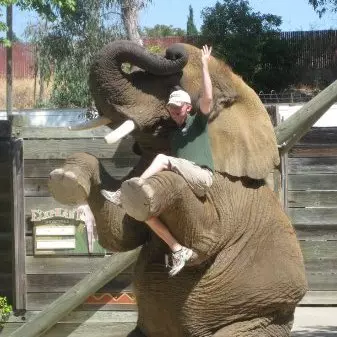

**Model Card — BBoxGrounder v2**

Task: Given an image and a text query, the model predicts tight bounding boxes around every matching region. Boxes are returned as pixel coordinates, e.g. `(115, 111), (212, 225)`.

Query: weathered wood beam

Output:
(275, 79), (337, 154)
(8, 248), (140, 337)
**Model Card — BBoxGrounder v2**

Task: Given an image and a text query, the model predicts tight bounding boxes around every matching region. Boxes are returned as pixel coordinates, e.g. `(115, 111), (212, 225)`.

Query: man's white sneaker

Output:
(168, 246), (194, 277)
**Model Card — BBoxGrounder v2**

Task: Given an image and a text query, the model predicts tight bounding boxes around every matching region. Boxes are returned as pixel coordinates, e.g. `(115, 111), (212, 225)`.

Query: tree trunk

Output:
(121, 0), (143, 46)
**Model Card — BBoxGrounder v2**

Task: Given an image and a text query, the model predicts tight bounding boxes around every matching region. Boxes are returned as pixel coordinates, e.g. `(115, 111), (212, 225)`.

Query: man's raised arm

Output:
(199, 45), (213, 116)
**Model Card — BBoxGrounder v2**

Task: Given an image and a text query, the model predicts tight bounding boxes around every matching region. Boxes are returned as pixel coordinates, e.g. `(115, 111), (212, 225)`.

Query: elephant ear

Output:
(208, 76), (280, 180)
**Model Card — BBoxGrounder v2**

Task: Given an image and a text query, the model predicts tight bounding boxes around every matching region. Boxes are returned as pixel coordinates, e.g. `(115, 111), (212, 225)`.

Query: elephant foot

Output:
(48, 168), (89, 205)
(121, 177), (154, 221)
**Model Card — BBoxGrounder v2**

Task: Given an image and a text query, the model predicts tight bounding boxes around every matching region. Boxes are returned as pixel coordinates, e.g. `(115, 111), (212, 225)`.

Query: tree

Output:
(142, 24), (185, 37)
(186, 4), (198, 36)
(0, 0), (75, 44)
(200, 0), (293, 90)
(112, 0), (152, 45)
(308, 0), (337, 17)
(25, 0), (125, 107)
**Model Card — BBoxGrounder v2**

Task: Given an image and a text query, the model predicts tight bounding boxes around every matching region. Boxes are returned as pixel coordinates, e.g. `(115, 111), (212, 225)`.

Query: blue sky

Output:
(7, 0), (337, 39)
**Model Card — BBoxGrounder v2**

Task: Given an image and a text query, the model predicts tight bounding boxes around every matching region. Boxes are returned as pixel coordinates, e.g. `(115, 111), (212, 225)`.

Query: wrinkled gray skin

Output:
(49, 40), (307, 337)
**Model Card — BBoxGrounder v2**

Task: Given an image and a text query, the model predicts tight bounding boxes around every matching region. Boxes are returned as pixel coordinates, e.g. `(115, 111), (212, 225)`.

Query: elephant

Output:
(48, 40), (307, 337)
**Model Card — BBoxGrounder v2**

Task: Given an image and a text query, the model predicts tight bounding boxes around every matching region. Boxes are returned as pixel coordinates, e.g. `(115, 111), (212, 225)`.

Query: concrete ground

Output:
(292, 307), (337, 336)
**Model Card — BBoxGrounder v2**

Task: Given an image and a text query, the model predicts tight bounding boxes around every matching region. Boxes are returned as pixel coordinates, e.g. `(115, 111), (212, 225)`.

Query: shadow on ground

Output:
(292, 326), (337, 336)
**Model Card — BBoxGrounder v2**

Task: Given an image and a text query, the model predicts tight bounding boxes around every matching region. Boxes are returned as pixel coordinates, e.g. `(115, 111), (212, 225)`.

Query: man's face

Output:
(167, 103), (192, 125)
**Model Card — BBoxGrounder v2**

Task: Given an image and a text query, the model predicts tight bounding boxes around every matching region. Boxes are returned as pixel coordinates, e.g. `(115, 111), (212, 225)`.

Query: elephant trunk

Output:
(89, 40), (188, 123)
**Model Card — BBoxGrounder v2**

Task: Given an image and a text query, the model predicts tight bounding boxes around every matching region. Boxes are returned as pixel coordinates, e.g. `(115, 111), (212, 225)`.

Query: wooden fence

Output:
(286, 126), (337, 304)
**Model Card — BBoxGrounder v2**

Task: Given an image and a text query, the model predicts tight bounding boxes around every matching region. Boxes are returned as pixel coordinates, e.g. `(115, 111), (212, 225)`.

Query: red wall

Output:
(0, 38), (188, 78)
(0, 43), (35, 78)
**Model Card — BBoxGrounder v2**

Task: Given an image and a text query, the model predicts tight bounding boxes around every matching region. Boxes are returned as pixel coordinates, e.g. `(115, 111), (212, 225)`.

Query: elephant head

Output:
(72, 40), (279, 179)
(49, 41), (306, 337)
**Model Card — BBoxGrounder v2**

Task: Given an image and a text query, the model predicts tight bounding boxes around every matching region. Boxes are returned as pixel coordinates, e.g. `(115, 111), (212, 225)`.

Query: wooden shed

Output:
(0, 104), (336, 335)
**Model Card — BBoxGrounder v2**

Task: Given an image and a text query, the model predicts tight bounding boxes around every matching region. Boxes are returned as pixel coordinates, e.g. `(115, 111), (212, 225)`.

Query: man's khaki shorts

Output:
(167, 156), (213, 197)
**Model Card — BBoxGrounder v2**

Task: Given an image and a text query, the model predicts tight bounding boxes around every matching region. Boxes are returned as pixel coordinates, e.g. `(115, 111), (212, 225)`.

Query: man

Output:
(102, 45), (214, 276)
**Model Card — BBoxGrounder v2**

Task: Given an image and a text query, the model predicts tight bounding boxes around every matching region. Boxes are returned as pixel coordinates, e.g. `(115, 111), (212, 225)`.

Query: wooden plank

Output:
(288, 157), (337, 174)
(25, 232), (106, 256)
(26, 256), (133, 274)
(13, 126), (113, 139)
(23, 138), (134, 159)
(306, 272), (337, 291)
(26, 292), (137, 311)
(0, 322), (136, 337)
(25, 197), (76, 215)
(11, 139), (26, 310)
(295, 225), (337, 241)
(288, 191), (337, 207)
(5, 310), (137, 323)
(24, 178), (51, 197)
(289, 208), (337, 225)
(299, 291), (337, 305)
(296, 127), (337, 144)
(27, 273), (133, 293)
(24, 158), (138, 178)
(290, 146), (337, 157)
(29, 271), (337, 292)
(288, 174), (337, 190)
(300, 240), (337, 260)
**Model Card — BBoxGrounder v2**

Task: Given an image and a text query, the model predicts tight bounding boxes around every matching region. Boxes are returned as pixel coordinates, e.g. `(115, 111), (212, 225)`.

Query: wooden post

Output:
(8, 248), (140, 337)
(275, 79), (337, 154)
(11, 138), (26, 310)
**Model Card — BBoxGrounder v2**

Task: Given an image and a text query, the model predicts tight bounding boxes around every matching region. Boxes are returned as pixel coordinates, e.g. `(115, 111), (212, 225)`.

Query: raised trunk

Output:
(89, 40), (188, 124)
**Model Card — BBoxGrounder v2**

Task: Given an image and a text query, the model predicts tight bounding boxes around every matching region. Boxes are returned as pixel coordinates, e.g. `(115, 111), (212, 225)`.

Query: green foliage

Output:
(142, 24), (185, 37)
(146, 44), (163, 54)
(25, 0), (125, 107)
(186, 5), (198, 36)
(0, 296), (12, 328)
(0, 0), (75, 46)
(308, 0), (337, 17)
(200, 0), (298, 91)
(15, 0), (76, 21)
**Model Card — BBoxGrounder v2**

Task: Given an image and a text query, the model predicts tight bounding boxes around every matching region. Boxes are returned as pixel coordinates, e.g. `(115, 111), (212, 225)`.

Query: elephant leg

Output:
(120, 170), (219, 260)
(48, 152), (150, 251)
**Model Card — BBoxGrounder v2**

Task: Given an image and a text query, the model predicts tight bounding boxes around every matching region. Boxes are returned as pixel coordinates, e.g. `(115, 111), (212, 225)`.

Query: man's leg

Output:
(168, 158), (213, 197)
(140, 154), (170, 179)
(146, 216), (193, 276)
(101, 154), (170, 204)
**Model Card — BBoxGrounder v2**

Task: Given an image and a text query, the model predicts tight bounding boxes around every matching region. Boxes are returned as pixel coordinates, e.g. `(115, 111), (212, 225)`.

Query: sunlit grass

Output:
(0, 77), (53, 110)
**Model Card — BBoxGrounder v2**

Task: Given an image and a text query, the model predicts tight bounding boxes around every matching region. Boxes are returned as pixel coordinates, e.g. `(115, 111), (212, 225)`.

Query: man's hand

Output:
(201, 45), (212, 66)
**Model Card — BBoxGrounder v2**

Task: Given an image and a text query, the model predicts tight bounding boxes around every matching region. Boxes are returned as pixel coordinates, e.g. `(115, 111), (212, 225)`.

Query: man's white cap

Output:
(167, 90), (191, 106)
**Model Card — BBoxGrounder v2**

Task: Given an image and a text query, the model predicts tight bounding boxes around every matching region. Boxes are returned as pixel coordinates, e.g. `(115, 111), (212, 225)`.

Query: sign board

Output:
(31, 207), (105, 256)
